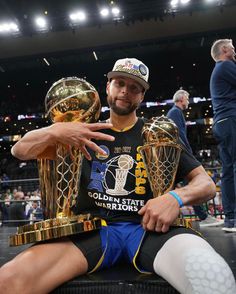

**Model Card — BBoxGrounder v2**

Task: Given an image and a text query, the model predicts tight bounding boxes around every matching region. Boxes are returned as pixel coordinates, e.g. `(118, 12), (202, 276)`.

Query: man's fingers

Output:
(80, 145), (92, 160)
(155, 223), (163, 232)
(141, 212), (150, 229)
(138, 206), (146, 215)
(83, 139), (108, 156)
(161, 223), (170, 233)
(87, 123), (113, 131)
(88, 123), (115, 141)
(145, 219), (156, 231)
(90, 131), (115, 141)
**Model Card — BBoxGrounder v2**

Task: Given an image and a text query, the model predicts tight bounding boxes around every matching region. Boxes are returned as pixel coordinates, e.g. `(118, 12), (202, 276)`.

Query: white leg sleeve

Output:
(153, 234), (236, 294)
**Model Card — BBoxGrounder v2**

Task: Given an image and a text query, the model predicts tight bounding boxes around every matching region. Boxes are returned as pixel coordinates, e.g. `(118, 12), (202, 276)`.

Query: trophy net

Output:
(139, 116), (192, 228)
(140, 142), (181, 198)
(38, 145), (83, 220)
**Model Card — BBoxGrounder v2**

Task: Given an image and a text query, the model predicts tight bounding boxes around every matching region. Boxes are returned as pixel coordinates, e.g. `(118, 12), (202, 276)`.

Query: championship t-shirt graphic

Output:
(76, 119), (152, 219)
(87, 145), (148, 212)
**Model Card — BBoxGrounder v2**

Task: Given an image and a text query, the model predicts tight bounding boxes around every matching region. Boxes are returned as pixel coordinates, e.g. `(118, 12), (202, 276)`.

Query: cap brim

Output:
(107, 71), (150, 90)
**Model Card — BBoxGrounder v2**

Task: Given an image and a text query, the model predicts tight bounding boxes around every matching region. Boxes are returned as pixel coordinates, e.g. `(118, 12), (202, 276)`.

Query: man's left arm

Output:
(139, 165), (215, 233)
(175, 165), (215, 205)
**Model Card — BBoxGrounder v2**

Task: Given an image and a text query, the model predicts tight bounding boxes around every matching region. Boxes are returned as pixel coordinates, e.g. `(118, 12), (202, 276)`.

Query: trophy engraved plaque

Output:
(9, 77), (102, 246)
(139, 116), (191, 228)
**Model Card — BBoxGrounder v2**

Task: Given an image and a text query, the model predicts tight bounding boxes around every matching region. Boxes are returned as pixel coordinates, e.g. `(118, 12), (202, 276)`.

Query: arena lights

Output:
(69, 11), (87, 22)
(43, 58), (50, 66)
(205, 0), (220, 4)
(170, 0), (191, 8)
(0, 22), (19, 33)
(170, 0), (179, 7)
(99, 6), (120, 18)
(35, 16), (48, 29)
(111, 7), (120, 16)
(100, 8), (110, 17)
(93, 51), (98, 60)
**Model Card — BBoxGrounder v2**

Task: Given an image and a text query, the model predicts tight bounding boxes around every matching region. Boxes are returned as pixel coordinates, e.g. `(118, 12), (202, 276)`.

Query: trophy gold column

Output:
(139, 116), (191, 228)
(10, 77), (102, 246)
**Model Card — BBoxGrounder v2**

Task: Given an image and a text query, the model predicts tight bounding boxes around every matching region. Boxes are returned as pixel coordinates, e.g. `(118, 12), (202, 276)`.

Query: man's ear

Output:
(140, 93), (145, 103)
(222, 45), (228, 54)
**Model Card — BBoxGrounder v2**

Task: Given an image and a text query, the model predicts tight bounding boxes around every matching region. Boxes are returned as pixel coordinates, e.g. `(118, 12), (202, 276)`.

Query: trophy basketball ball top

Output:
(9, 77), (102, 246)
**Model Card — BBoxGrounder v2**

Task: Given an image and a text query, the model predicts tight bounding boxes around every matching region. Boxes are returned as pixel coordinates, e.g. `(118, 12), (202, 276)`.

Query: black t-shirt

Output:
(74, 118), (201, 222)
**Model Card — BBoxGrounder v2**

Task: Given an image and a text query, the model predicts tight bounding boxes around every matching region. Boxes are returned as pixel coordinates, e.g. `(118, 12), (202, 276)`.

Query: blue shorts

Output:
(98, 222), (146, 272)
(69, 221), (200, 273)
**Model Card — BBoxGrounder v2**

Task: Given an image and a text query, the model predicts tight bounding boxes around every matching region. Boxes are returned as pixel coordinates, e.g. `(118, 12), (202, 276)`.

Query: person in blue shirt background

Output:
(210, 38), (236, 232)
(167, 89), (223, 227)
(26, 201), (43, 222)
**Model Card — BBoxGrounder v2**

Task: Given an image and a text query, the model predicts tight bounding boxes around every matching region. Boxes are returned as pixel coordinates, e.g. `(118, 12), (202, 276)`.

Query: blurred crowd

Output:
(0, 185), (43, 227)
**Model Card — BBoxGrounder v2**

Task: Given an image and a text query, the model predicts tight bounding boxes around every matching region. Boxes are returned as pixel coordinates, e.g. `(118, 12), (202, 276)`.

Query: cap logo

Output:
(139, 64), (147, 76)
(114, 62), (146, 80)
(125, 60), (138, 69)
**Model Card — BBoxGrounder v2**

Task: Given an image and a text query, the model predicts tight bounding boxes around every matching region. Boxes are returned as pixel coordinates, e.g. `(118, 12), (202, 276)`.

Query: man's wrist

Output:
(168, 190), (184, 208)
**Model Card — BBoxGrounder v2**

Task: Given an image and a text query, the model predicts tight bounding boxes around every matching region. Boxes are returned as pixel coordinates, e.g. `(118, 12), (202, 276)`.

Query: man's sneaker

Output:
(222, 227), (236, 232)
(199, 215), (224, 227)
(222, 218), (235, 232)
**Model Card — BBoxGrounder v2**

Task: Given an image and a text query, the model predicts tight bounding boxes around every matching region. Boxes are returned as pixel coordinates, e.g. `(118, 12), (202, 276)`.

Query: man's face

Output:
(32, 203), (38, 209)
(224, 43), (236, 61)
(181, 94), (189, 110)
(106, 76), (144, 115)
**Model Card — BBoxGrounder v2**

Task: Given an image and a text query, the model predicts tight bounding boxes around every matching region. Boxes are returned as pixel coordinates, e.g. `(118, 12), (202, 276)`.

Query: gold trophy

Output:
(139, 116), (191, 228)
(9, 77), (102, 246)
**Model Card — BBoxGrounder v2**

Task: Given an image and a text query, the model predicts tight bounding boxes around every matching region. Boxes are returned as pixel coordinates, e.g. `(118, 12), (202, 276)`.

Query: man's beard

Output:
(107, 96), (140, 115)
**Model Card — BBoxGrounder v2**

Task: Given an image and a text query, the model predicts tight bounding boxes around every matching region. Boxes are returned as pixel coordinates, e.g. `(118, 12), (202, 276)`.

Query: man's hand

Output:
(138, 193), (180, 233)
(52, 122), (115, 160)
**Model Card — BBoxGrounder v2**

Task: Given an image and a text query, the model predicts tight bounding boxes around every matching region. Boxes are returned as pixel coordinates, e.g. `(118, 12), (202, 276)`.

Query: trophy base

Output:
(173, 217), (193, 228)
(9, 214), (102, 247)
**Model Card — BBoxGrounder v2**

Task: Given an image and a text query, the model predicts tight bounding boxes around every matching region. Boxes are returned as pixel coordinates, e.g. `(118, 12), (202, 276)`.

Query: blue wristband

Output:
(168, 191), (184, 208)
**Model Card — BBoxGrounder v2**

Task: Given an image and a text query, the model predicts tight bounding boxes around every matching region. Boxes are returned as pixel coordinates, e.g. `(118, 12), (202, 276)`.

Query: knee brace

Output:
(153, 234), (236, 294)
(184, 247), (235, 294)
